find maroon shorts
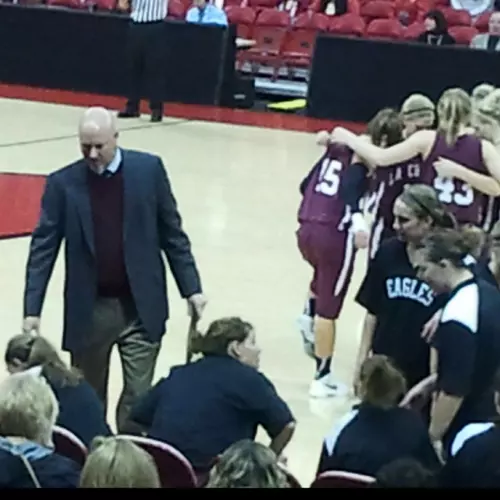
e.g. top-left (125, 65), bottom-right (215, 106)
top-left (297, 222), bottom-right (356, 320)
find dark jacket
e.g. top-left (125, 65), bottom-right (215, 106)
top-left (23, 149), bottom-right (202, 352)
top-left (0, 438), bottom-right (80, 488)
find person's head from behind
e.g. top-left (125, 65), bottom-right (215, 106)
top-left (356, 355), bottom-right (406, 409)
top-left (423, 9), bottom-right (448, 33)
top-left (0, 371), bottom-right (58, 448)
top-left (400, 94), bottom-right (435, 136)
top-left (5, 334), bottom-right (82, 387)
top-left (79, 436), bottom-right (161, 488)
top-left (489, 12), bottom-right (500, 36)
top-left (375, 459), bottom-right (437, 488)
top-left (415, 227), bottom-right (483, 294)
top-left (367, 108), bottom-right (404, 148)
top-left (475, 88), bottom-right (500, 144)
top-left (206, 440), bottom-right (289, 488)
top-left (190, 317), bottom-right (260, 369)
top-left (79, 107), bottom-right (118, 173)
top-left (437, 88), bottom-right (472, 145)
top-left (392, 184), bottom-right (456, 245)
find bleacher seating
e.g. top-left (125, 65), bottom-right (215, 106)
top-left (3, 0), bottom-right (494, 80)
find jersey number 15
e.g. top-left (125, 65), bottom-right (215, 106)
top-left (315, 159), bottom-right (342, 197)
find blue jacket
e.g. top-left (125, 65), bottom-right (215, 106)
top-left (23, 149), bottom-right (202, 352)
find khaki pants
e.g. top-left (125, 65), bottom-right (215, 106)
top-left (71, 297), bottom-right (160, 433)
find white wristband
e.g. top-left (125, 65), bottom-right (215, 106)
top-left (351, 212), bottom-right (368, 234)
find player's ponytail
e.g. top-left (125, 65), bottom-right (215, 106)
top-left (437, 88), bottom-right (471, 146)
top-left (358, 355), bottom-right (406, 409)
top-left (190, 317), bottom-right (254, 358)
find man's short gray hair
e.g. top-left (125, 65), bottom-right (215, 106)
top-left (0, 371), bottom-right (59, 446)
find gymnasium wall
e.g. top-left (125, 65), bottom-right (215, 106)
top-left (307, 34), bottom-right (500, 122)
top-left (0, 4), bottom-right (236, 106)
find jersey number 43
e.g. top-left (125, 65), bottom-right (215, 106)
top-left (433, 177), bottom-right (474, 207)
top-left (315, 159), bottom-right (342, 197)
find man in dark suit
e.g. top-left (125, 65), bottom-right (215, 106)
top-left (22, 107), bottom-right (206, 432)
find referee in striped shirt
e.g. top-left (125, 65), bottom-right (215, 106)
top-left (118, 0), bottom-right (168, 122)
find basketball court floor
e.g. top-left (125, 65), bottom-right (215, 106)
top-left (0, 95), bottom-right (368, 486)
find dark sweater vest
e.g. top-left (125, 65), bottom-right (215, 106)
top-left (87, 166), bottom-right (130, 297)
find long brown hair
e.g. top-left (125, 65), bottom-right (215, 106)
top-left (437, 88), bottom-right (471, 146)
top-left (5, 334), bottom-right (82, 387)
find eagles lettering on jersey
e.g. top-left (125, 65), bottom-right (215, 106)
top-left (386, 277), bottom-right (434, 307)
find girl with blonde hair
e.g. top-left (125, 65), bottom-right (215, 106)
top-left (4, 334), bottom-right (112, 447)
top-left (330, 88), bottom-right (500, 228)
top-left (80, 436), bottom-right (160, 488)
top-left (400, 93), bottom-right (436, 137)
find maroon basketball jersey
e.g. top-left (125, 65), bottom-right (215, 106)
top-left (367, 158), bottom-right (422, 230)
top-left (298, 144), bottom-right (353, 230)
top-left (421, 133), bottom-right (487, 225)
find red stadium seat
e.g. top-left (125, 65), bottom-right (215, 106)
top-left (167, 0), bottom-right (187, 18)
top-left (293, 11), bottom-right (329, 29)
top-left (366, 18), bottom-right (404, 39)
top-left (52, 426), bottom-right (88, 466)
top-left (248, 0), bottom-right (278, 11)
top-left (311, 471), bottom-right (376, 488)
top-left (438, 7), bottom-right (471, 26)
top-left (93, 0), bottom-right (116, 10)
top-left (433, 0), bottom-right (450, 6)
top-left (328, 13), bottom-right (366, 36)
top-left (449, 24), bottom-right (478, 44)
top-left (347, 0), bottom-right (361, 14)
top-left (226, 5), bottom-right (257, 37)
top-left (239, 9), bottom-right (291, 76)
top-left (280, 29), bottom-right (317, 67)
top-left (119, 435), bottom-right (198, 488)
top-left (474, 11), bottom-right (491, 33)
top-left (403, 21), bottom-right (425, 39)
top-left (46, 0), bottom-right (88, 8)
top-left (360, 0), bottom-right (395, 23)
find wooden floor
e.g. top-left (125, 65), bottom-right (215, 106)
top-left (0, 96), bottom-right (368, 486)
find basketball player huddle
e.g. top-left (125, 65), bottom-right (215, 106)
top-left (296, 83), bottom-right (500, 435)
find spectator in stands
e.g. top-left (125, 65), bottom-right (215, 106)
top-left (451, 0), bottom-right (493, 20)
top-left (278, 0), bottom-right (309, 18)
top-left (0, 372), bottom-right (81, 488)
top-left (186, 0), bottom-right (228, 26)
top-left (374, 458), bottom-right (438, 488)
top-left (206, 440), bottom-right (289, 488)
top-left (4, 334), bottom-right (112, 447)
top-left (440, 367), bottom-right (500, 487)
top-left (317, 355), bottom-right (441, 477)
top-left (470, 11), bottom-right (500, 50)
top-left (80, 436), bottom-right (160, 488)
top-left (310, 0), bottom-right (348, 16)
top-left (400, 94), bottom-right (436, 137)
top-left (417, 10), bottom-right (456, 46)
top-left (130, 317), bottom-right (296, 475)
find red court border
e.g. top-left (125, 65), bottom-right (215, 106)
top-left (0, 84), bottom-right (365, 134)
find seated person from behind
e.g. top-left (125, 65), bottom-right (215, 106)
top-left (186, 0), bottom-right (228, 26)
top-left (309, 0), bottom-right (348, 16)
top-left (130, 317), bottom-right (296, 474)
top-left (79, 436), bottom-right (160, 488)
top-left (0, 372), bottom-right (81, 488)
top-left (317, 355), bottom-right (441, 477)
top-left (417, 10), bottom-right (455, 46)
top-left (206, 440), bottom-right (289, 488)
top-left (5, 334), bottom-right (112, 447)
top-left (374, 458), bottom-right (438, 488)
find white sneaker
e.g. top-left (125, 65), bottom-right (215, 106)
top-left (309, 375), bottom-right (348, 398)
top-left (297, 314), bottom-right (315, 358)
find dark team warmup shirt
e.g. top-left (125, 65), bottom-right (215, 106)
top-left (317, 403), bottom-right (441, 477)
top-left (431, 277), bottom-right (500, 451)
top-left (356, 237), bottom-right (444, 387)
top-left (420, 133), bottom-right (487, 226)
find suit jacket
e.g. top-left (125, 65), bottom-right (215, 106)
top-left (470, 33), bottom-right (500, 51)
top-left (23, 149), bottom-right (202, 352)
